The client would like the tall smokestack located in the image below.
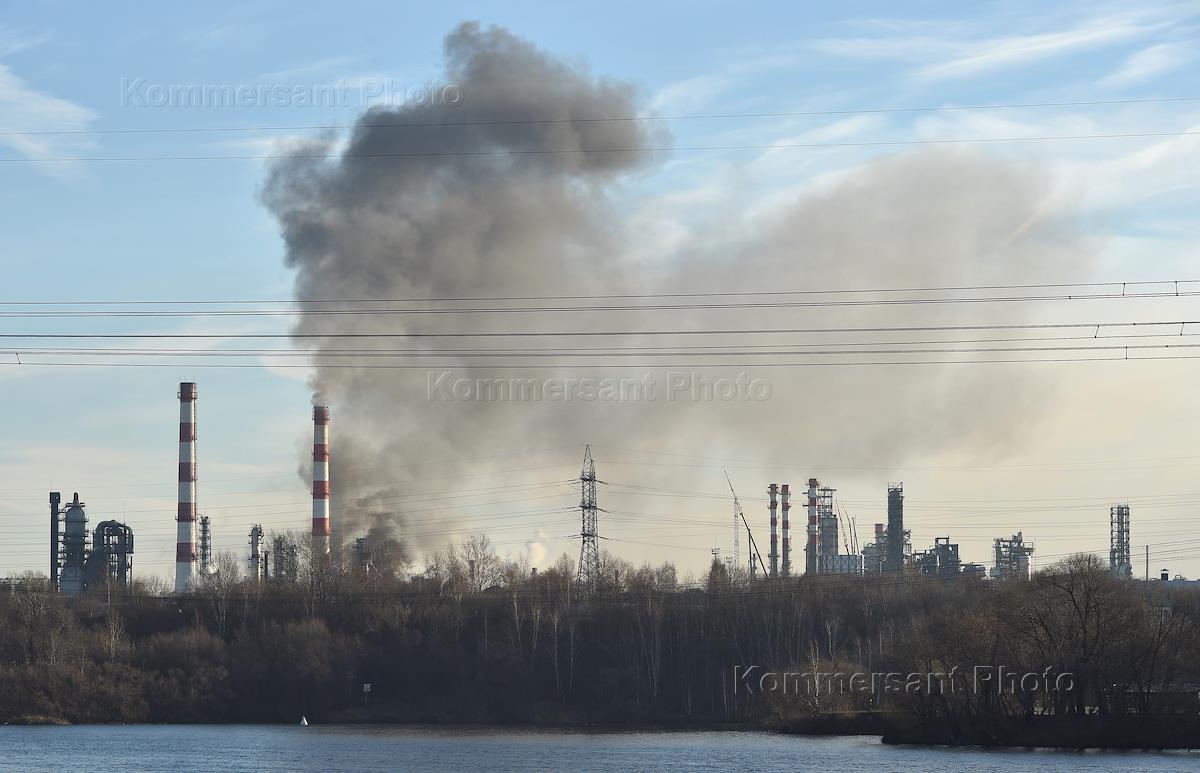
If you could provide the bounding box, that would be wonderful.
[886,483,904,572]
[176,382,198,593]
[312,405,331,556]
[781,484,791,577]
[768,483,778,578]
[806,478,819,576]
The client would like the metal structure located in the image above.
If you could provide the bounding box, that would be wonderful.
[862,523,885,574]
[780,483,791,578]
[271,534,299,583]
[198,515,212,575]
[817,486,837,560]
[176,382,198,593]
[49,492,61,590]
[1110,504,1132,578]
[990,532,1035,581]
[884,483,905,572]
[730,477,740,575]
[805,478,818,576]
[59,492,88,596]
[725,472,764,581]
[87,521,134,588]
[962,563,987,579]
[248,524,266,581]
[312,405,332,558]
[913,536,961,577]
[50,492,134,595]
[353,537,369,572]
[767,483,779,577]
[576,445,601,594]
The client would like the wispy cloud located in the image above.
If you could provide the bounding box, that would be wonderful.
[917,13,1166,80]
[1101,41,1198,87]
[814,10,1179,81]
[648,50,805,114]
[0,25,53,57]
[257,55,362,83]
[0,63,96,165]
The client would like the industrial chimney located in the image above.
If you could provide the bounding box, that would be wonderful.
[805,478,819,576]
[312,405,331,557]
[885,483,904,572]
[768,483,778,578]
[176,382,198,593]
[780,484,791,578]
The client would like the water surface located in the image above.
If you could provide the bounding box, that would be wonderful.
[2,725,1197,772]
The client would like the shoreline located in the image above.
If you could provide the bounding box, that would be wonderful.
[8,716,1200,752]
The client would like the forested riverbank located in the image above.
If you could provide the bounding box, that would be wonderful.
[3,540,1199,749]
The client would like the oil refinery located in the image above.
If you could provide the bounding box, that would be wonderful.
[26,380,1195,596]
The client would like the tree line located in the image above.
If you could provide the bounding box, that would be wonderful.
[2,537,1198,744]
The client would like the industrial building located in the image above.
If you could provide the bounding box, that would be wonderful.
[50,492,134,596]
[1110,504,1132,578]
[34,379,1160,595]
[248,524,267,580]
[245,524,300,583]
[815,483,862,575]
[1157,569,1200,588]
[991,532,1035,581]
[861,486,911,575]
[912,536,962,577]
[766,478,866,577]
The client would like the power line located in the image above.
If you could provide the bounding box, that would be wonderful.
[0,278,1194,305]
[9,329,1196,356]
[4,130,1197,163]
[0,289,1197,317]
[6,353,1200,369]
[2,319,1195,339]
[9,340,1200,359]
[5,95,1198,137]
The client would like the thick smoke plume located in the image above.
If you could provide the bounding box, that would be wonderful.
[264,22,1086,562]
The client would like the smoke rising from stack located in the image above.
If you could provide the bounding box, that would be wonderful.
[264,22,1088,562]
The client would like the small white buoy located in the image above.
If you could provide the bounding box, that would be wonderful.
[300,716,309,726]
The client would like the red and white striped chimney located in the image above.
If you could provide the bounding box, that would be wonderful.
[312,405,331,556]
[780,484,791,577]
[768,483,778,578]
[175,382,198,593]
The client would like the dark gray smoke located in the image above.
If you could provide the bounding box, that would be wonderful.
[263,22,1087,562]
[264,22,661,554]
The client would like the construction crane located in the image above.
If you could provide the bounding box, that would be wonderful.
[725,471,765,581]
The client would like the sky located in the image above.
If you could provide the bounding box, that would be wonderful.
[1,1,1199,583]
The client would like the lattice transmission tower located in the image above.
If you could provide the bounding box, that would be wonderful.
[198,515,213,575]
[577,445,601,595]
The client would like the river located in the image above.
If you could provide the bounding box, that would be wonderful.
[1,726,1197,771]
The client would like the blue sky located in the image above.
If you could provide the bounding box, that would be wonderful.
[1,1,1199,581]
